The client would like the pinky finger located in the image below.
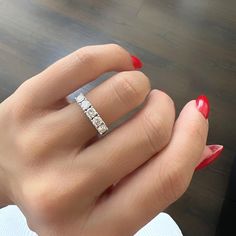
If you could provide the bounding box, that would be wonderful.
[195,145,224,171]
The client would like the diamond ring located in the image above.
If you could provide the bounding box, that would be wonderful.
[75,93,108,135]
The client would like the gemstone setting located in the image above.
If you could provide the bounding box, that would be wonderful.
[97,124,108,135]
[86,107,97,119]
[75,93,108,136]
[92,116,103,127]
[81,100,91,110]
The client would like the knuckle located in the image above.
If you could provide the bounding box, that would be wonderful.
[16,132,38,161]
[24,182,58,225]
[73,47,96,66]
[160,164,190,202]
[16,127,51,164]
[142,111,172,152]
[16,78,32,92]
[23,172,92,230]
[75,44,125,64]
[134,71,151,93]
[151,90,175,112]
[149,90,176,120]
[167,168,189,200]
[117,72,140,99]
[11,102,30,122]
[160,91,175,109]
[107,43,125,52]
[11,78,42,121]
[112,71,149,108]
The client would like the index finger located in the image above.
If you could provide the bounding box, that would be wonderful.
[20,44,140,107]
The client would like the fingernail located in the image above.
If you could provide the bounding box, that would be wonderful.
[195,145,224,171]
[196,95,210,119]
[131,55,143,69]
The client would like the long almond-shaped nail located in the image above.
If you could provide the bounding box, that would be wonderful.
[195,145,224,171]
[196,95,210,119]
[131,55,143,69]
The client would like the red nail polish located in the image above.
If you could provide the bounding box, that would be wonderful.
[196,95,210,119]
[131,55,143,69]
[195,145,224,171]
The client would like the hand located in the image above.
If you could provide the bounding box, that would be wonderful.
[0,44,222,236]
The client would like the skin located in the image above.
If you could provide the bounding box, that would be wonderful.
[0,44,209,236]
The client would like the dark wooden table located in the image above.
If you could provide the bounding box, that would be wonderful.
[0,1,235,235]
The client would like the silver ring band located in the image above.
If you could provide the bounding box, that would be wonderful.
[75,93,108,135]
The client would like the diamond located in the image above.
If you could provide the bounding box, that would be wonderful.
[92,116,103,127]
[81,100,91,110]
[75,93,109,135]
[75,94,85,103]
[86,107,97,119]
[97,124,108,135]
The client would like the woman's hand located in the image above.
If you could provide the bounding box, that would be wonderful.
[0,44,222,236]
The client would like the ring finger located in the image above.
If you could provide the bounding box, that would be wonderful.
[56,70,151,147]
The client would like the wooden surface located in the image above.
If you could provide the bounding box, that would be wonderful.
[0,0,235,235]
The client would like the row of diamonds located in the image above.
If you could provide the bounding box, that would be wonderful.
[75,94,108,135]
[88,111,108,135]
[91,115,108,135]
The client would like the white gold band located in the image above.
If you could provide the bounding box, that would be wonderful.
[75,93,108,135]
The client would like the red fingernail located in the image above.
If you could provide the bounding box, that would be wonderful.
[131,55,143,69]
[195,145,224,171]
[196,95,210,119]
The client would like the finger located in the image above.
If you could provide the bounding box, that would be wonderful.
[79,90,175,193]
[97,97,209,235]
[56,71,150,146]
[19,44,140,107]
